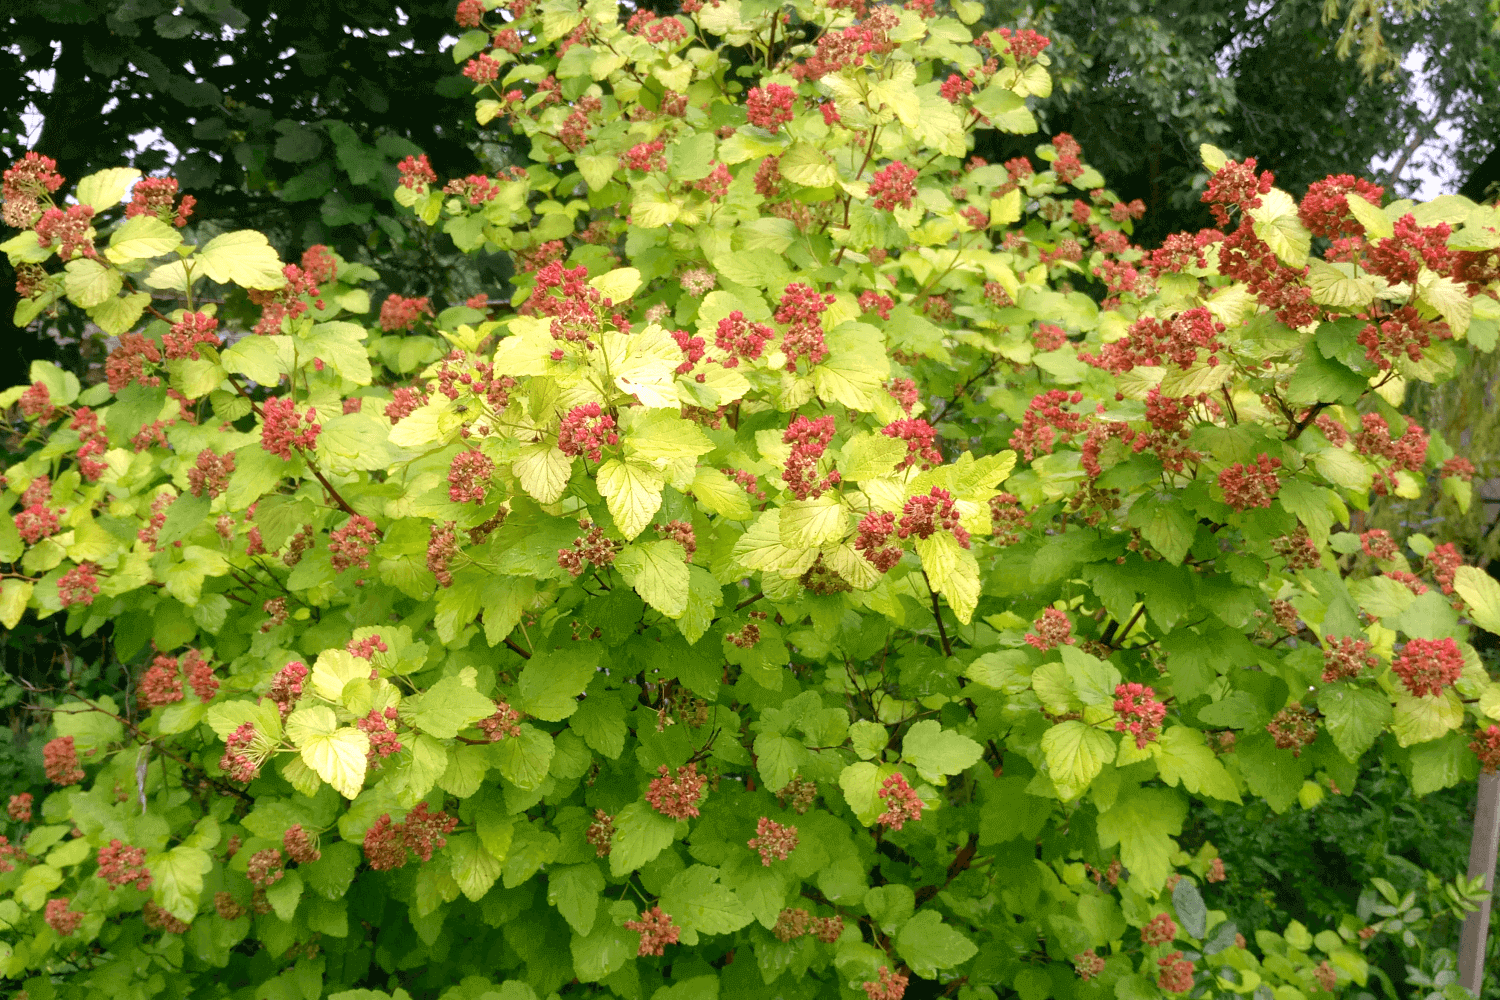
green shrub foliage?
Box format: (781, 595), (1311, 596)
(2, 0), (1500, 998)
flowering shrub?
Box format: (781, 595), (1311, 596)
(1, 1), (1499, 999)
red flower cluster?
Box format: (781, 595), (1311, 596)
(624, 905), (681, 956)
(447, 448), (496, 503)
(859, 290), (894, 320)
(877, 772), (923, 830)
(356, 707), (403, 763)
(558, 518), (621, 576)
(2, 151), (65, 228)
(748, 817), (799, 865)
(898, 487), (970, 548)
(1360, 529), (1397, 560)
(557, 404), (619, 462)
(782, 414), (839, 500)
(992, 26), (1051, 60)
(1391, 637), (1463, 697)
(1266, 704), (1318, 755)
(379, 294), (433, 332)
(776, 282), (835, 371)
(163, 311), (221, 359)
(1073, 950), (1106, 981)
(882, 418), (942, 470)
(1442, 457), (1476, 481)
(268, 660), (309, 717)
(1114, 682), (1167, 748)
(623, 140), (667, 173)
(714, 311), (774, 366)
(1201, 157), (1273, 227)
(1366, 214), (1454, 285)
(1297, 174), (1385, 238)
(1157, 952), (1195, 994)
(126, 176), (195, 227)
(14, 503), (61, 544)
(940, 74), (975, 103)
(97, 839), (153, 890)
(260, 398), (320, 459)
(58, 562), (101, 608)
(1010, 389), (1088, 461)
(35, 205), (97, 261)
(587, 809), (614, 856)
(854, 512), (902, 573)
(862, 967), (909, 1000)
(1357, 305), (1449, 369)
(8, 793), (32, 823)
(220, 722), (261, 781)
(1218, 454), (1281, 511)
(247, 848), (285, 888)
(1142, 913), (1177, 945)
(45, 897), (83, 936)
(187, 449), (235, 499)
(139, 654), (184, 710)
(44, 736), (86, 786)
(1051, 133), (1083, 184)
(747, 84), (796, 132)
(1082, 308), (1224, 374)
(647, 763), (707, 820)
(869, 161), (918, 211)
(280, 824), (321, 865)
(1321, 636), (1378, 683)
(1471, 725), (1500, 774)
(362, 803), (459, 870)
(479, 700), (523, 741)
(1427, 542), (1462, 595)
(1024, 608), (1074, 652)
(329, 515), (378, 572)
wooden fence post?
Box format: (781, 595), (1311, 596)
(1460, 772), (1500, 994)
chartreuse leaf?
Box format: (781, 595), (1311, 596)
(404, 675), (497, 736)
(1455, 566), (1500, 634)
(660, 865), (753, 940)
(1041, 721), (1115, 801)
(597, 458), (664, 540)
(194, 230), (287, 289)
(1096, 786), (1187, 889)
(300, 728), (369, 799)
(1155, 727), (1241, 803)
(616, 540), (691, 618)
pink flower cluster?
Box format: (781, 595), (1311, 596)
(624, 905), (681, 956)
(479, 701), (523, 741)
(1297, 174), (1385, 238)
(163, 312), (221, 358)
(747, 84), (796, 132)
(187, 449), (235, 499)
(869, 161), (918, 211)
(329, 515), (378, 572)
(448, 448), (495, 504)
(1024, 608), (1074, 652)
(96, 840), (153, 890)
(1010, 390), (1089, 461)
(58, 562), (101, 608)
(1321, 637), (1377, 683)
(558, 518), (621, 576)
(782, 415), (840, 500)
(714, 311), (774, 366)
(1218, 454), (1281, 511)
(1142, 913), (1177, 945)
(776, 283), (835, 371)
(220, 722), (260, 781)
(862, 967), (909, 1000)
(877, 772), (922, 830)
(260, 398), (320, 459)
(557, 403), (619, 462)
(44, 736), (86, 785)
(356, 707), (403, 763)
(747, 817), (799, 864)
(646, 763), (706, 820)
(897, 487), (970, 549)
(126, 176), (195, 228)
(35, 205), (97, 261)
(1113, 682), (1167, 748)
(379, 294), (434, 332)
(881, 418), (942, 470)
(1391, 637), (1463, 698)
(362, 803), (459, 871)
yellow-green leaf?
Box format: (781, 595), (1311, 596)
(1041, 721), (1114, 801)
(1455, 565), (1500, 634)
(64, 258), (121, 308)
(75, 167), (141, 210)
(195, 230), (288, 290)
(597, 459), (664, 540)
(106, 215), (183, 264)
(300, 727), (371, 798)
(616, 539), (691, 618)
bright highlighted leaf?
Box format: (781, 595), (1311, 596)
(195, 230), (288, 289)
(1040, 721), (1114, 801)
(901, 720), (982, 783)
(300, 728), (370, 799)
